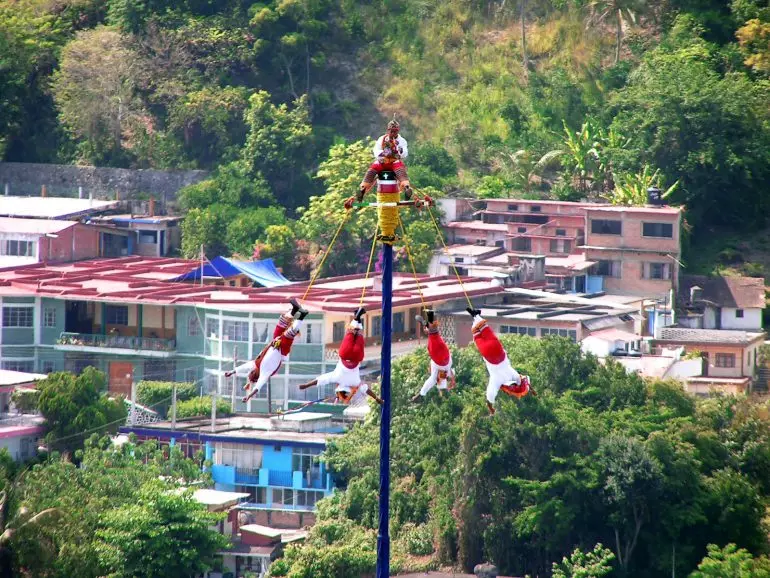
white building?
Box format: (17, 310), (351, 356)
(678, 275), (765, 330)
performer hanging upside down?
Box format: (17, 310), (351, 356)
(467, 307), (534, 416)
(357, 118), (413, 202)
(298, 307), (384, 406)
(411, 309), (455, 403)
(239, 299), (309, 404)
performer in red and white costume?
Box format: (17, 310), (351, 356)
(357, 119), (413, 201)
(239, 299), (308, 403)
(467, 307), (534, 415)
(299, 307), (383, 405)
(411, 309), (455, 402)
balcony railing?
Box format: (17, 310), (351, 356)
(268, 470), (293, 487)
(234, 467), (260, 485)
(57, 332), (176, 352)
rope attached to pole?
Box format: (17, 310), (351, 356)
(424, 201), (474, 309)
(397, 216), (428, 314)
(302, 209), (352, 301)
(360, 220), (380, 308)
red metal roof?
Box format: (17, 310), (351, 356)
(0, 257), (505, 313)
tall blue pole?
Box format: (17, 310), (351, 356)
(376, 242), (393, 578)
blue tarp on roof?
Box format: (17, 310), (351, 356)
(174, 256), (291, 288)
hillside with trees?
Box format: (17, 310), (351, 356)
(2, 0), (770, 271)
(267, 336), (770, 577)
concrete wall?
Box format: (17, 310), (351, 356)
(0, 162), (208, 203)
(721, 307), (763, 330)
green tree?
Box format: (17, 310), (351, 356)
(52, 26), (145, 166)
(690, 544), (770, 578)
(586, 0), (645, 64)
(37, 369), (127, 454)
(226, 207), (287, 257)
(242, 90), (314, 208)
(552, 543), (616, 578)
(95, 480), (229, 578)
(180, 205), (233, 258)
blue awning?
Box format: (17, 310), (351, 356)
(174, 256), (291, 288)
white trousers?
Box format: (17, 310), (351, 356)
(316, 360), (362, 393)
(419, 356), (453, 396)
(484, 354), (520, 404)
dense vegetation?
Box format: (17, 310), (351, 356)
(0, 437), (226, 578)
(268, 336), (770, 577)
(2, 0), (770, 270)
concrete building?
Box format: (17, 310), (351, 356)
(677, 275), (765, 331)
(0, 257), (506, 413)
(440, 197), (684, 298)
(0, 195), (120, 220)
(90, 201), (183, 257)
(651, 327), (765, 395)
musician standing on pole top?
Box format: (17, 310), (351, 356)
(358, 118), (413, 203)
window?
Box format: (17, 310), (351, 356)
(540, 328), (577, 342)
(272, 488), (294, 507)
(500, 325), (536, 337)
(642, 222), (673, 238)
(393, 312), (405, 333)
(507, 204), (518, 211)
(736, 309), (744, 318)
(333, 321), (346, 342)
(513, 237), (531, 252)
(296, 490), (325, 507)
(372, 315), (382, 337)
(517, 227), (527, 233)
(138, 230), (158, 244)
(494, 240), (504, 248)
(292, 447), (321, 473)
(43, 307), (56, 328)
(184, 367), (199, 383)
(223, 320), (249, 342)
(643, 262), (671, 280)
(550, 239), (559, 253)
(252, 321), (269, 342)
(563, 240), (572, 253)
(715, 353), (736, 368)
(105, 305), (128, 325)
(205, 318), (219, 338)
(530, 205), (541, 213)
(2, 360), (34, 372)
(2, 307), (33, 327)
(556, 229), (566, 236)
(187, 316), (201, 336)
(592, 260), (621, 278)
(3, 239), (34, 257)
(42, 360), (55, 374)
(302, 322), (321, 344)
(591, 219), (622, 235)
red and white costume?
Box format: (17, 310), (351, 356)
(419, 324), (454, 396)
(236, 312), (303, 395)
(360, 132), (410, 192)
(472, 315), (529, 404)
(316, 320), (367, 401)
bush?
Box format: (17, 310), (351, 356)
(137, 381), (198, 418)
(399, 522), (434, 556)
(11, 388), (40, 413)
(176, 397), (232, 419)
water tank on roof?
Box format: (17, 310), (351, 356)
(647, 186), (664, 206)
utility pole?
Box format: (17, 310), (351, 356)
(171, 382), (177, 430)
(231, 347), (238, 409)
(210, 374), (217, 433)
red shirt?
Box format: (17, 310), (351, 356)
(427, 332), (451, 366)
(473, 325), (506, 365)
(339, 330), (365, 369)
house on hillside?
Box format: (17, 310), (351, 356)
(677, 275), (765, 330)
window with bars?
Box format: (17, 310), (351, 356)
(184, 367), (199, 384)
(105, 305), (128, 325)
(205, 318), (219, 338)
(513, 237), (531, 252)
(541, 328), (578, 341)
(2, 360), (34, 372)
(592, 261), (621, 278)
(43, 307), (56, 328)
(187, 316), (201, 336)
(296, 490), (325, 507)
(272, 488), (294, 507)
(223, 320), (249, 341)
(332, 321), (345, 342)
(715, 353), (736, 368)
(591, 219), (622, 235)
(642, 222), (673, 238)
(393, 312), (405, 333)
(2, 307), (33, 327)
(41, 360), (56, 374)
(372, 315), (382, 337)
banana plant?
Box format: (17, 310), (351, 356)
(603, 164), (679, 206)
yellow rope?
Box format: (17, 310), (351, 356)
(425, 201), (474, 309)
(302, 210), (352, 301)
(397, 216), (428, 314)
(377, 190), (400, 242)
(359, 220), (379, 308)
